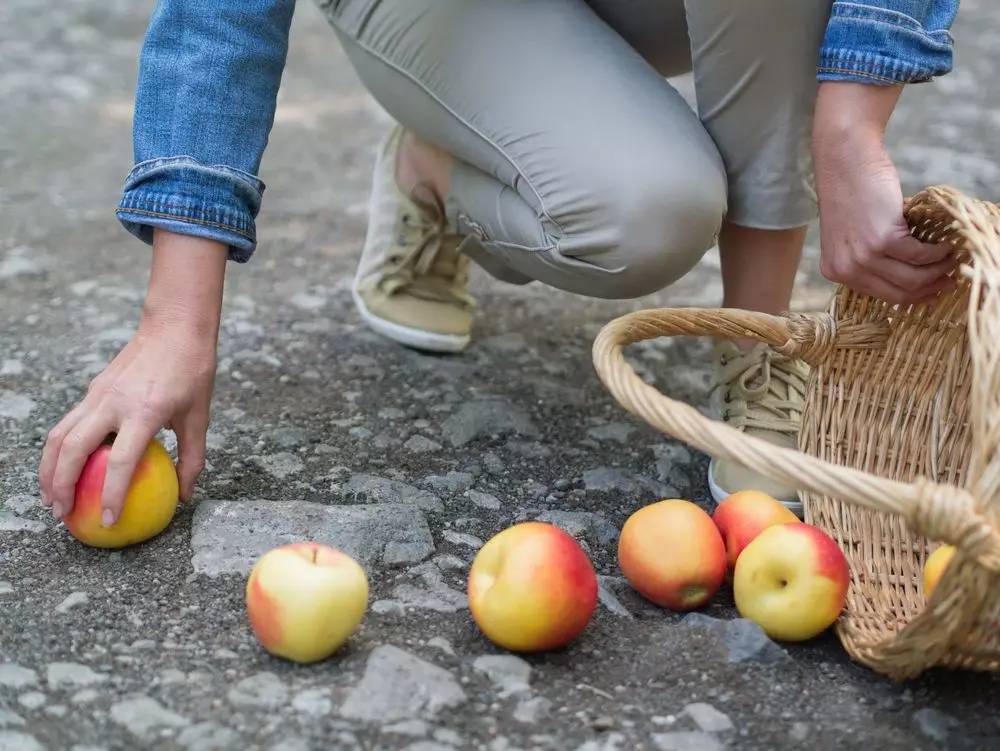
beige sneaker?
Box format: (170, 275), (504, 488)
(352, 126), (475, 353)
(706, 341), (810, 516)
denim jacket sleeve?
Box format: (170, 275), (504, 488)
(818, 1), (960, 85)
(115, 0), (297, 262)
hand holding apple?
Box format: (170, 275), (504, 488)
(617, 499), (726, 610)
(63, 437), (179, 549)
(468, 522), (598, 652)
(733, 522), (850, 641)
(245, 542), (369, 664)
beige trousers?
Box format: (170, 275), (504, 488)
(319, 0), (832, 299)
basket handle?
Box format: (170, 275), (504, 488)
(591, 307), (1000, 572)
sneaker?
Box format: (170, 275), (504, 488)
(706, 341), (810, 516)
(352, 126), (475, 353)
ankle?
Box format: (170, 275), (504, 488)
(396, 131), (453, 201)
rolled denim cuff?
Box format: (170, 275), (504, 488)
(115, 156), (265, 262)
(817, 3), (955, 85)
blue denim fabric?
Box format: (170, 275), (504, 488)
(116, 0), (961, 261)
(818, 1), (959, 85)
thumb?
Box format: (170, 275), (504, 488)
(173, 416), (208, 502)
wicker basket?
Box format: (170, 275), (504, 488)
(592, 185), (1000, 680)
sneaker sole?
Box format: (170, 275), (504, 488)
(352, 287), (470, 354)
(707, 459), (804, 518)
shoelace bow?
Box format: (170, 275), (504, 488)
(719, 348), (809, 434)
(380, 183), (473, 308)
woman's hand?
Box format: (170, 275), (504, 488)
(39, 231), (228, 524)
(812, 82), (957, 305)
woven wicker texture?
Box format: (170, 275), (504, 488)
(591, 185), (1000, 680)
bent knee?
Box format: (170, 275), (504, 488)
(559, 168), (727, 300)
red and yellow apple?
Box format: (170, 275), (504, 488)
(617, 499), (726, 610)
(468, 522), (598, 652)
(733, 522), (850, 641)
(64, 437), (179, 549)
(712, 490), (799, 574)
(924, 544), (956, 599)
(245, 542), (369, 664)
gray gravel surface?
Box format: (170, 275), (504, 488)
(3, 1), (1000, 749)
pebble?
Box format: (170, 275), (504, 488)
(440, 398), (538, 447)
(679, 614), (790, 664)
(585, 423), (635, 443)
(0, 710), (23, 728)
(190, 500), (435, 576)
(372, 600), (407, 616)
(17, 693), (45, 711)
(651, 731), (724, 751)
(55, 591), (90, 613)
(0, 513), (44, 533)
(912, 707), (960, 743)
(46, 663), (108, 689)
(227, 672), (288, 710)
(343, 474), (444, 512)
(473, 655), (532, 696)
(683, 703), (733, 733)
(481, 453), (505, 475)
(339, 645), (467, 722)
(267, 427), (309, 449)
(110, 696), (189, 738)
(465, 490), (501, 510)
(392, 565), (467, 613)
(176, 721), (240, 750)
(0, 391), (36, 421)
(596, 577), (633, 618)
(514, 696), (552, 723)
(292, 688), (332, 716)
(71, 689), (100, 705)
(0, 583), (11, 596)
(424, 472), (475, 495)
(0, 731), (45, 751)
(535, 511), (619, 546)
(404, 435), (442, 454)
(427, 636), (455, 656)
(582, 467), (671, 498)
(250, 452), (304, 479)
(383, 720), (430, 737)
(0, 665), (38, 689)
(789, 722), (809, 742)
(0, 360), (24, 376)
(441, 530), (483, 549)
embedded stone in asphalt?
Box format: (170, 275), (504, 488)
(190, 500), (435, 576)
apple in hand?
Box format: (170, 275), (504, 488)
(923, 544), (955, 599)
(733, 522), (850, 641)
(617, 499), (726, 610)
(245, 542), (369, 664)
(712, 490), (799, 574)
(64, 437), (179, 549)
(468, 522), (598, 652)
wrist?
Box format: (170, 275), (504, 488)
(812, 81), (903, 152)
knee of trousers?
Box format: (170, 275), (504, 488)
(553, 166), (728, 301)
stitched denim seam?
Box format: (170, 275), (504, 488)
(340, 30), (567, 244)
(115, 207), (255, 240)
(817, 66), (902, 83)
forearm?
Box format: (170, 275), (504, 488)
(117, 0), (297, 262)
(813, 81), (904, 147)
(141, 230), (228, 339)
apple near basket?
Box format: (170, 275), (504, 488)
(591, 185), (1000, 681)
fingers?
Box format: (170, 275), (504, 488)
(883, 234), (954, 266)
(48, 410), (117, 519)
(40, 402), (89, 510)
(100, 419), (161, 526)
(873, 255), (957, 297)
(174, 416), (208, 503)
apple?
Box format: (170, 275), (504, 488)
(468, 522), (598, 652)
(64, 436), (179, 549)
(923, 544), (956, 599)
(617, 499), (726, 610)
(733, 522), (850, 641)
(712, 490), (799, 574)
(245, 542), (369, 664)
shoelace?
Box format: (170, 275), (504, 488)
(379, 184), (473, 308)
(717, 348), (809, 434)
